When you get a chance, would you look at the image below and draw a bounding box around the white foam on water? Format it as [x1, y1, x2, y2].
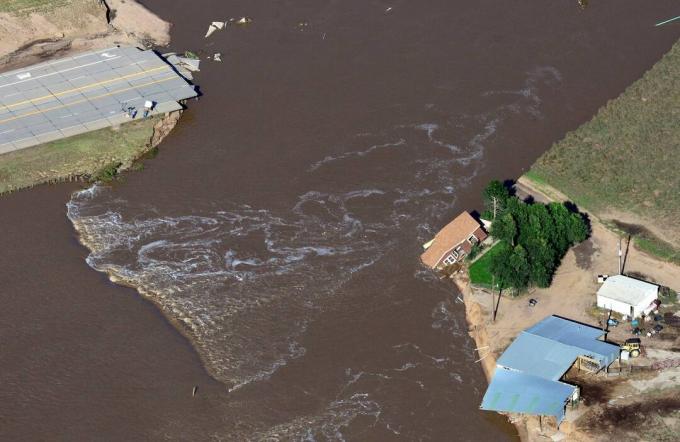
[415, 123, 459, 153]
[308, 139, 407, 171]
[255, 392, 382, 441]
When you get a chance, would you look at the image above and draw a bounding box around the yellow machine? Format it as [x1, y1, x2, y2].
[621, 338, 641, 358]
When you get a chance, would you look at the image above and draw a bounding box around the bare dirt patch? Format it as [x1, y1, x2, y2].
[0, 0, 170, 68]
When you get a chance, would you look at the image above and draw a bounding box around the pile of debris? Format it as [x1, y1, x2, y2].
[163, 52, 200, 80]
[205, 17, 253, 38]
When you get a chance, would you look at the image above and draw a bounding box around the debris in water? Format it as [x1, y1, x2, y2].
[192, 385, 198, 397]
[213, 52, 222, 62]
[229, 17, 253, 26]
[655, 15, 680, 27]
[296, 21, 310, 31]
[385, 7, 393, 13]
[205, 21, 226, 38]
[184, 51, 200, 60]
[577, 0, 588, 10]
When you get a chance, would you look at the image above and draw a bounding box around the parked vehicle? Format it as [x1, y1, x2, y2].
[622, 338, 642, 358]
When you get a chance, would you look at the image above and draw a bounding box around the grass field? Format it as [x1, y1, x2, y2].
[529, 38, 680, 260]
[468, 242, 505, 288]
[0, 118, 157, 193]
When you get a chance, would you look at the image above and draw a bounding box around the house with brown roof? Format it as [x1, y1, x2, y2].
[421, 211, 488, 269]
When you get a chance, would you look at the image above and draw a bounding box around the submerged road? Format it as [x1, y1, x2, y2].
[0, 46, 196, 154]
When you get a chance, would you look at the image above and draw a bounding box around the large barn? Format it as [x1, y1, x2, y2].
[481, 315, 620, 424]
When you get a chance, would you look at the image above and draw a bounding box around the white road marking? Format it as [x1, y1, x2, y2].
[0, 56, 122, 90]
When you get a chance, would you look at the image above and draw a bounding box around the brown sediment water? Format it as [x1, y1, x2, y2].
[2, 0, 680, 440]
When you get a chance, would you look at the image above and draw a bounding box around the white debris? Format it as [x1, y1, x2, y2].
[177, 57, 200, 72]
[205, 21, 226, 38]
[213, 53, 222, 62]
[229, 17, 253, 26]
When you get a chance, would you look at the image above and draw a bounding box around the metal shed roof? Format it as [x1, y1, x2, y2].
[482, 316, 620, 423]
[497, 316, 620, 380]
[597, 275, 659, 307]
[481, 368, 576, 423]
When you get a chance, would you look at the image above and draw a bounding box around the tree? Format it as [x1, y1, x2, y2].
[525, 236, 555, 288]
[489, 244, 531, 291]
[567, 212, 589, 244]
[484, 180, 589, 293]
[483, 180, 511, 219]
[490, 212, 517, 245]
[507, 245, 531, 291]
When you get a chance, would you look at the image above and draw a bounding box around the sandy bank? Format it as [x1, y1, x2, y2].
[0, 0, 170, 69]
[0, 1, 188, 194]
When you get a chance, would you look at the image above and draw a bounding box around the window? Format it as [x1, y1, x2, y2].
[468, 234, 479, 244]
[442, 253, 458, 266]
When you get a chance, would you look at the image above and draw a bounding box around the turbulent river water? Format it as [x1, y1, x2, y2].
[3, 0, 680, 440]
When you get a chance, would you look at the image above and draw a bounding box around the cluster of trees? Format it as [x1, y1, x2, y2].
[482, 180, 589, 291]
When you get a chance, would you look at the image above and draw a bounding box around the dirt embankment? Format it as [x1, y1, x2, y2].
[0, 0, 170, 68]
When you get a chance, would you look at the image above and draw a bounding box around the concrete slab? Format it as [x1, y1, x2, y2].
[30, 121, 59, 136]
[83, 119, 111, 131]
[11, 136, 39, 150]
[60, 125, 87, 138]
[35, 131, 64, 144]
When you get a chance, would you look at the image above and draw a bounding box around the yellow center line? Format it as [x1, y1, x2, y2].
[0, 76, 177, 126]
[0, 65, 169, 112]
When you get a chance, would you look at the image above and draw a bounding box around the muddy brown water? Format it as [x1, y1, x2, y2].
[2, 1, 680, 440]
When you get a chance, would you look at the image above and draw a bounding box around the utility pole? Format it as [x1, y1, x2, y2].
[493, 279, 500, 323]
[492, 196, 498, 220]
[491, 276, 495, 322]
[618, 238, 623, 274]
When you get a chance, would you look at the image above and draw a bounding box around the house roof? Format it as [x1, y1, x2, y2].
[480, 369, 576, 423]
[597, 275, 659, 307]
[497, 316, 620, 380]
[420, 211, 482, 268]
[482, 315, 620, 422]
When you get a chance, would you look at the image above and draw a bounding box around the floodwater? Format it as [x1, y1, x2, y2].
[2, 0, 680, 440]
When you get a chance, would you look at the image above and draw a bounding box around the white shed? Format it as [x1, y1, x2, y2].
[596, 275, 659, 318]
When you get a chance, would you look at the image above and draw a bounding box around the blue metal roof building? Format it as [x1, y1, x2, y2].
[481, 315, 620, 423]
[481, 370, 577, 423]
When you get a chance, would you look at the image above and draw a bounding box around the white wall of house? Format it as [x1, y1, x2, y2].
[597, 293, 657, 318]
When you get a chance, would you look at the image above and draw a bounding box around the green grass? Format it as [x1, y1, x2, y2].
[529, 38, 680, 260]
[0, 118, 157, 193]
[634, 237, 680, 265]
[468, 242, 505, 288]
[0, 0, 70, 14]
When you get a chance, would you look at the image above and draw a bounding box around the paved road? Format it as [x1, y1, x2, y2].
[0, 46, 197, 154]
